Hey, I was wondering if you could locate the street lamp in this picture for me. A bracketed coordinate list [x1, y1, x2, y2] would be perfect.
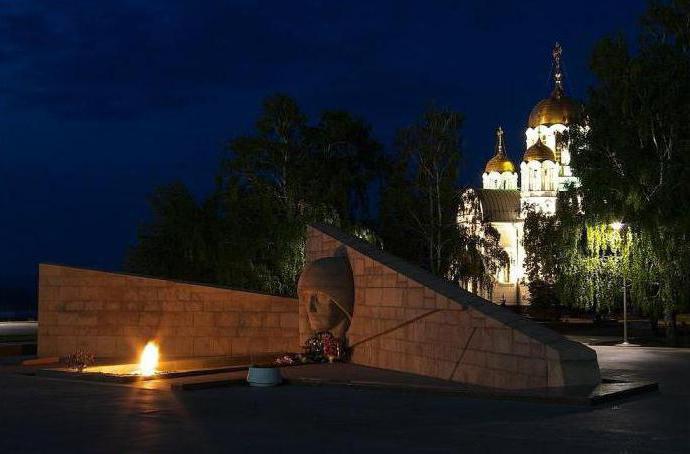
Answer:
[611, 221, 632, 347]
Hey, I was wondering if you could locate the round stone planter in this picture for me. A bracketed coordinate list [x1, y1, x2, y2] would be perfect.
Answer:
[246, 366, 283, 387]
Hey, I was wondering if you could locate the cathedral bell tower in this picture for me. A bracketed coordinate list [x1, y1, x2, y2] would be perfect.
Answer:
[521, 43, 580, 214]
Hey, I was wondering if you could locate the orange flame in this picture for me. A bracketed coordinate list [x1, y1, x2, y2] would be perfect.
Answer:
[138, 341, 159, 376]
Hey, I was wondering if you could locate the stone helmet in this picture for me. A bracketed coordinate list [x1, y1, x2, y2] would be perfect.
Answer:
[297, 256, 354, 338]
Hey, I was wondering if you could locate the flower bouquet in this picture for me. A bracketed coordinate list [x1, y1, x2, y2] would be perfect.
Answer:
[63, 349, 95, 372]
[303, 331, 343, 363]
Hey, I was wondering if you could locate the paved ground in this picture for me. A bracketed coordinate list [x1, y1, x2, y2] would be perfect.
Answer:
[1, 346, 688, 453]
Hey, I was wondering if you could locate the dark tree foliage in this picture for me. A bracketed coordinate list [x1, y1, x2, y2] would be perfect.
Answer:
[560, 0, 690, 341]
[126, 94, 384, 296]
[522, 207, 561, 309]
[226, 95, 384, 225]
[523, 191, 626, 319]
[451, 190, 509, 299]
[303, 110, 384, 223]
[225, 94, 307, 220]
[379, 107, 508, 288]
[125, 182, 217, 283]
[380, 106, 463, 276]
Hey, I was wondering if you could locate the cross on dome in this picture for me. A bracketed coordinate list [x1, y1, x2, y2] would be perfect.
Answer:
[484, 126, 516, 173]
[552, 42, 564, 98]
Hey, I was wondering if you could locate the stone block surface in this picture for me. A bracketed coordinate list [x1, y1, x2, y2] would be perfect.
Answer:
[38, 264, 299, 360]
[302, 224, 601, 390]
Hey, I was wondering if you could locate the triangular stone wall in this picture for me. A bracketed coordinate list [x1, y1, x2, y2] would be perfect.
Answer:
[302, 224, 600, 390]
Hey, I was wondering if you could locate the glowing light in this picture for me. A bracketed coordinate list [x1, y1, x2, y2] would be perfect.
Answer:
[137, 341, 159, 376]
[611, 222, 624, 231]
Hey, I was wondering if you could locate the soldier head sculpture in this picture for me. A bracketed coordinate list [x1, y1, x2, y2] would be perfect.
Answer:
[297, 256, 354, 339]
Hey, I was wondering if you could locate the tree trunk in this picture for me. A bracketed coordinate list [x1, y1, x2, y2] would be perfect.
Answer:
[664, 305, 677, 346]
[428, 186, 435, 274]
[435, 171, 442, 276]
[649, 314, 660, 337]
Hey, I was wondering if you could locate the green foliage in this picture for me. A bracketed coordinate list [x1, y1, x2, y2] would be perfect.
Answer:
[557, 221, 628, 316]
[303, 110, 385, 222]
[128, 99, 509, 300]
[225, 94, 307, 219]
[451, 190, 509, 298]
[523, 203, 627, 317]
[380, 106, 463, 276]
[567, 0, 690, 339]
[125, 182, 217, 283]
[522, 207, 561, 308]
[379, 107, 508, 289]
[523, 199, 690, 325]
[625, 227, 690, 326]
[126, 94, 384, 296]
[226, 94, 384, 224]
[210, 183, 313, 296]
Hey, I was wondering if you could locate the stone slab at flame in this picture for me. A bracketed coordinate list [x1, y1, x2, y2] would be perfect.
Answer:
[38, 264, 299, 359]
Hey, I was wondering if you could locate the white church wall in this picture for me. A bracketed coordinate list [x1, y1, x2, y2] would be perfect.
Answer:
[504, 172, 518, 190]
[487, 221, 527, 306]
[483, 171, 518, 190]
[490, 221, 525, 285]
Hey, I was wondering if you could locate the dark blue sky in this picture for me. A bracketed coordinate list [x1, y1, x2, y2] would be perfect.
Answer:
[0, 0, 647, 302]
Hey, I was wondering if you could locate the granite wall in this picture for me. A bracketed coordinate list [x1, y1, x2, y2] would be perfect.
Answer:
[302, 224, 600, 390]
[38, 264, 299, 359]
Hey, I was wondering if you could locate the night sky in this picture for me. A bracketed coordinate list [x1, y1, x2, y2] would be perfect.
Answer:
[1, 0, 647, 309]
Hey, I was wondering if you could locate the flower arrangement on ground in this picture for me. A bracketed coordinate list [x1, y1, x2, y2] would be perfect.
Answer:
[63, 349, 95, 372]
[304, 331, 344, 363]
[274, 331, 347, 366]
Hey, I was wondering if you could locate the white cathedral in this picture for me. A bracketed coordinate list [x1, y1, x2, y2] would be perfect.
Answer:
[460, 43, 581, 305]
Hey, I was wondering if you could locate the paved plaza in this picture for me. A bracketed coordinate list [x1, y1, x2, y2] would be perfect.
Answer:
[0, 345, 688, 453]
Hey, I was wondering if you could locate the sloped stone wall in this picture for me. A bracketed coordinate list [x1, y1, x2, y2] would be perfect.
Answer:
[302, 224, 600, 390]
[38, 264, 299, 359]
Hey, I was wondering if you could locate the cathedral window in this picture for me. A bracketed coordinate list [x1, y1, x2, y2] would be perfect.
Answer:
[531, 168, 540, 191]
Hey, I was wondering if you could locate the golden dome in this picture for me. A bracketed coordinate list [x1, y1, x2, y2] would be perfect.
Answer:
[523, 139, 555, 162]
[528, 94, 579, 128]
[528, 42, 580, 128]
[484, 127, 516, 173]
[485, 155, 516, 173]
